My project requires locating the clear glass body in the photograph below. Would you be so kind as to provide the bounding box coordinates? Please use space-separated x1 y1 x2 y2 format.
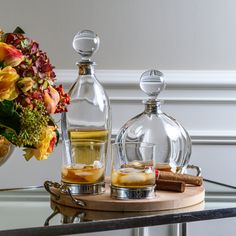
111 142 156 188
61 63 111 185
116 100 192 173
61 140 105 184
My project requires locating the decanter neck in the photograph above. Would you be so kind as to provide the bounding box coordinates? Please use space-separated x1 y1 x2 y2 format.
77 62 95 76
144 100 162 114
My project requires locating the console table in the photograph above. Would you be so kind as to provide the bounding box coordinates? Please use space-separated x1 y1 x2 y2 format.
0 179 236 236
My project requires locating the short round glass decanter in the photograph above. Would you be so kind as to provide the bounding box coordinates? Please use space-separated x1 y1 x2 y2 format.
116 69 193 174
61 30 111 195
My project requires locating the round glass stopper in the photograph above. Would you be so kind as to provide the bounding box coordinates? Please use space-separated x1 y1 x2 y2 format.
72 30 100 61
140 69 165 98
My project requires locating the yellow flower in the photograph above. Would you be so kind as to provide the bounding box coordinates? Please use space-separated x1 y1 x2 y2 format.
24 126 57 161
17 77 34 93
0 29 4 41
0 42 24 67
0 66 19 101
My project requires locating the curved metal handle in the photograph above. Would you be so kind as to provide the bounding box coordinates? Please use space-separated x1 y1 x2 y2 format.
61 184 86 207
44 181 61 200
186 164 202 176
44 181 86 207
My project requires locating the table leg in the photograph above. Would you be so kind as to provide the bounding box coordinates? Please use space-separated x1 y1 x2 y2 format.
172 223 187 236
133 227 149 236
179 223 187 236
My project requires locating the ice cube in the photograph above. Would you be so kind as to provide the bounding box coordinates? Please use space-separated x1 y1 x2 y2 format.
120 168 143 173
84 167 104 182
75 170 91 176
120 173 146 184
72 163 85 169
129 161 144 168
93 160 103 168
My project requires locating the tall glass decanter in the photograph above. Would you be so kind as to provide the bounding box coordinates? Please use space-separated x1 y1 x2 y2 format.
61 30 111 194
116 69 192 174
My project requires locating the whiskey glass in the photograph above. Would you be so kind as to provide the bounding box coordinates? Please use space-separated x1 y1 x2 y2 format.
61 139 106 194
111 142 156 199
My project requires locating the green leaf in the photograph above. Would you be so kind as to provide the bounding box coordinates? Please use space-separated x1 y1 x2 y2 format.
55 129 60 146
48 117 59 146
0 101 21 134
13 26 25 34
0 128 16 145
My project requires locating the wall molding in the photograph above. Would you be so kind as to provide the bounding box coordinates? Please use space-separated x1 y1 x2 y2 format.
55 69 236 102
188 132 236 145
55 69 236 89
55 69 236 145
111 131 236 145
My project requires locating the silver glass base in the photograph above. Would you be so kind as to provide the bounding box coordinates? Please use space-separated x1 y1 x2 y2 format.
61 181 105 195
110 185 156 200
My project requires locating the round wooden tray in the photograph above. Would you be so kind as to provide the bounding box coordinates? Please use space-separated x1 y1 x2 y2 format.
49 183 205 212
49 200 205 223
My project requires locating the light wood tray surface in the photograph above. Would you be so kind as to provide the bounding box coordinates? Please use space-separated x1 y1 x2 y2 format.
50 184 205 212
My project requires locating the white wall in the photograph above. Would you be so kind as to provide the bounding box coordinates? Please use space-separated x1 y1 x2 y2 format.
1 70 236 188
1 70 236 236
1 0 236 70
3 0 236 188
1 1 236 235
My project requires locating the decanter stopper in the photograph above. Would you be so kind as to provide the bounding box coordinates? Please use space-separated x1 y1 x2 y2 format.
140 69 166 98
72 30 100 61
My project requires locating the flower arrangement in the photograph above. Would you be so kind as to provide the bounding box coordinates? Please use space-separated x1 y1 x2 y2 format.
0 27 70 161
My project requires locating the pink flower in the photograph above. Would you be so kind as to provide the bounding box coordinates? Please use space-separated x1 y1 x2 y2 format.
0 42 24 67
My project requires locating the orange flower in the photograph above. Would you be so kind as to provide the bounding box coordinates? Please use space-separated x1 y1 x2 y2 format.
0 66 19 101
47 131 57 153
43 85 60 114
24 126 57 161
0 42 24 67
